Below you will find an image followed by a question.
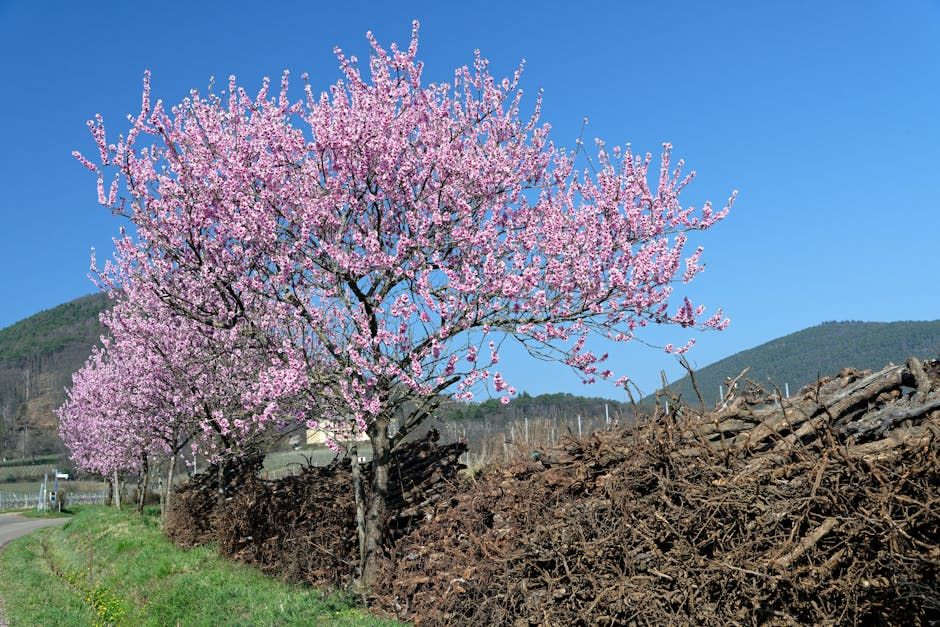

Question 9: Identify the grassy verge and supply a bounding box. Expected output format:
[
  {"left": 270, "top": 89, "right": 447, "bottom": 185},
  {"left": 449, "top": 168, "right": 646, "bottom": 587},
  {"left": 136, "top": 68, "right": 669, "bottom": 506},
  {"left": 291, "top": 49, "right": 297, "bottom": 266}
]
[
  {"left": 14, "top": 508, "right": 73, "bottom": 519},
  {"left": 0, "top": 454, "right": 62, "bottom": 468},
  {"left": 0, "top": 506, "right": 397, "bottom": 626}
]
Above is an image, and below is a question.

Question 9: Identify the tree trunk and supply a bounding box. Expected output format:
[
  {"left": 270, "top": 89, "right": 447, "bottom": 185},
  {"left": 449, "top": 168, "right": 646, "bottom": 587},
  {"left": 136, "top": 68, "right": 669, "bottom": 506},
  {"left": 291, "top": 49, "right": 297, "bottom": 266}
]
[
  {"left": 358, "top": 417, "right": 391, "bottom": 590},
  {"left": 113, "top": 469, "right": 121, "bottom": 510},
  {"left": 136, "top": 456, "right": 149, "bottom": 513},
  {"left": 163, "top": 454, "right": 176, "bottom": 519},
  {"left": 350, "top": 445, "right": 367, "bottom": 575}
]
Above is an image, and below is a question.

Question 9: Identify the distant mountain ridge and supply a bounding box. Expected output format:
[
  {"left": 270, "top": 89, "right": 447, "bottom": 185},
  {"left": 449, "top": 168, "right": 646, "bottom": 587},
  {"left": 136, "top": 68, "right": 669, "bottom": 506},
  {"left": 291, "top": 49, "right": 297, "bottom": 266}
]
[
  {"left": 651, "top": 320, "right": 940, "bottom": 407},
  {"left": 0, "top": 293, "right": 109, "bottom": 457}
]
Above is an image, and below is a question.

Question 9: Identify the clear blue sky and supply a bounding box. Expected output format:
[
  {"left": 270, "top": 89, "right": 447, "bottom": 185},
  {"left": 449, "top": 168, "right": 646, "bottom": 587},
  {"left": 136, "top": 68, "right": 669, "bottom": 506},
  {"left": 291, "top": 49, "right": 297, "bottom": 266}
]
[{"left": 1, "top": 1, "right": 938, "bottom": 398}]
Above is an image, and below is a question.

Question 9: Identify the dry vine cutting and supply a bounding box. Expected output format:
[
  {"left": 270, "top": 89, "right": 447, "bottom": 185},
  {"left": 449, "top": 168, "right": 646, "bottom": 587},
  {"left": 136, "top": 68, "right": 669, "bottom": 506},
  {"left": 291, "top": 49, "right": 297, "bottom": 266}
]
[
  {"left": 376, "top": 358, "right": 940, "bottom": 625},
  {"left": 167, "top": 359, "right": 940, "bottom": 625},
  {"left": 165, "top": 430, "right": 466, "bottom": 587}
]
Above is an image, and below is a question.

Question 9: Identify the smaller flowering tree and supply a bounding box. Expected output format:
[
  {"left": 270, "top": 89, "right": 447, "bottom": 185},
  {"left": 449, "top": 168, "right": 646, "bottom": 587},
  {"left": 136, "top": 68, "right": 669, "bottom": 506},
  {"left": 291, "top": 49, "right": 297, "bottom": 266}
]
[
  {"left": 58, "top": 346, "right": 148, "bottom": 482},
  {"left": 75, "top": 22, "right": 734, "bottom": 586},
  {"left": 59, "top": 290, "right": 302, "bottom": 512}
]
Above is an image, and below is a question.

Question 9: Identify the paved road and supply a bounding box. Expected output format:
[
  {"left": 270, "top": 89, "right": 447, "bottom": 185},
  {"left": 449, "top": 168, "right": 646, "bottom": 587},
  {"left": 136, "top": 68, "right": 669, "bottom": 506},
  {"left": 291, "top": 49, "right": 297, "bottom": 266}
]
[{"left": 0, "top": 512, "right": 68, "bottom": 549}]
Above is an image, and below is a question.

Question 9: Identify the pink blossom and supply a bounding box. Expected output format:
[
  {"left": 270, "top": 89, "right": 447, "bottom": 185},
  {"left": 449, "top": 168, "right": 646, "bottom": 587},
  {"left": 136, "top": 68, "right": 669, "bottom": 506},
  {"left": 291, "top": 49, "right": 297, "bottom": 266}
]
[{"left": 69, "top": 23, "right": 732, "bottom": 476}]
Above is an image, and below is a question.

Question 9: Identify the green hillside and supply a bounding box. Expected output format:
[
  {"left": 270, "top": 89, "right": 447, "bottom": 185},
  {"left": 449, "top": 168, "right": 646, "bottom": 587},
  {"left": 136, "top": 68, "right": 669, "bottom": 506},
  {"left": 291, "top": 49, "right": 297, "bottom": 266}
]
[
  {"left": 0, "top": 293, "right": 109, "bottom": 457},
  {"left": 0, "top": 294, "right": 109, "bottom": 362},
  {"left": 440, "top": 391, "right": 627, "bottom": 423},
  {"left": 652, "top": 320, "right": 940, "bottom": 407}
]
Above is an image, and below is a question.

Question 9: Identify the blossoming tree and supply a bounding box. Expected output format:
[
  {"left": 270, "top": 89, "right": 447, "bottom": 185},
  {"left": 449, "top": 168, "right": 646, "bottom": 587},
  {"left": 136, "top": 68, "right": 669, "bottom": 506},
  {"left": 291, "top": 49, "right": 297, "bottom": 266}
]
[
  {"left": 58, "top": 344, "right": 149, "bottom": 507},
  {"left": 74, "top": 22, "right": 733, "bottom": 586},
  {"left": 59, "top": 292, "right": 297, "bottom": 512}
]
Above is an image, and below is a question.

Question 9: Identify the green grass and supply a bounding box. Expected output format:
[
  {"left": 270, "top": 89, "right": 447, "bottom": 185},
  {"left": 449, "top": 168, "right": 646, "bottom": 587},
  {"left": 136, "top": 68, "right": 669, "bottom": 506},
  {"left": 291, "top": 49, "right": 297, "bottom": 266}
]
[
  {"left": 0, "top": 454, "right": 63, "bottom": 469},
  {"left": 15, "top": 508, "right": 74, "bottom": 519},
  {"left": 0, "top": 534, "right": 96, "bottom": 625},
  {"left": 0, "top": 506, "right": 399, "bottom": 626},
  {"left": 0, "top": 464, "right": 57, "bottom": 482}
]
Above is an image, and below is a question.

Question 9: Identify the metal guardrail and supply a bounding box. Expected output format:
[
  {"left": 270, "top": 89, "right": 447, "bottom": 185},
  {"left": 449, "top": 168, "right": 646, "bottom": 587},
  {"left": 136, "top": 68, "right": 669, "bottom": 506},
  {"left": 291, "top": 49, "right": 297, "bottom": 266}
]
[
  {"left": 64, "top": 492, "right": 109, "bottom": 506},
  {"left": 0, "top": 490, "right": 108, "bottom": 511},
  {"left": 0, "top": 492, "right": 42, "bottom": 510}
]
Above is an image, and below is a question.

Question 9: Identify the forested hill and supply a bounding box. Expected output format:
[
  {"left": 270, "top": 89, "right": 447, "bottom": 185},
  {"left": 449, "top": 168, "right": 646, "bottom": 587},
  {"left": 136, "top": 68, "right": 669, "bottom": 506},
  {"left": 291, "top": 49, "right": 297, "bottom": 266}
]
[
  {"left": 0, "top": 293, "right": 109, "bottom": 457},
  {"left": 651, "top": 320, "right": 940, "bottom": 407},
  {"left": 440, "top": 392, "right": 629, "bottom": 425}
]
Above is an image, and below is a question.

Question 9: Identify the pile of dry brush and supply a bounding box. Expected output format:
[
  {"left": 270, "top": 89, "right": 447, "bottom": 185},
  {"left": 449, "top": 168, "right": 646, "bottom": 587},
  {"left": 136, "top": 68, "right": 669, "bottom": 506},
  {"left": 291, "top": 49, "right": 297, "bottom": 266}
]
[
  {"left": 376, "top": 358, "right": 940, "bottom": 625},
  {"left": 166, "top": 358, "right": 939, "bottom": 625},
  {"left": 164, "top": 429, "right": 466, "bottom": 587}
]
